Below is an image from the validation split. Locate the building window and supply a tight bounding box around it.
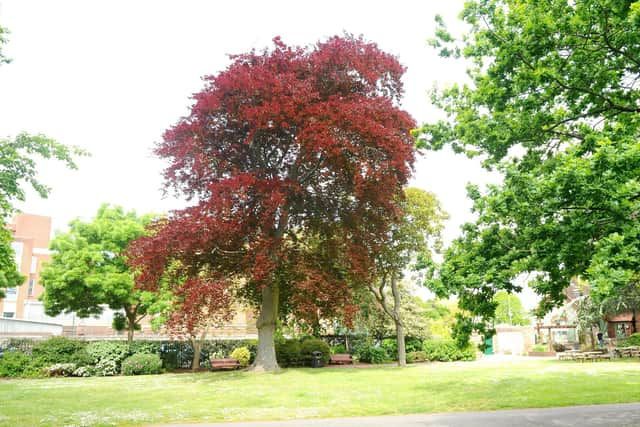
[30,256,38,274]
[4,287,17,302]
[2,312,14,318]
[28,278,36,296]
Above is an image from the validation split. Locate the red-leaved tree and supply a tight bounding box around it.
[129,35,416,371]
[160,277,233,371]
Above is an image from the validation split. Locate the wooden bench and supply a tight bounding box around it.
[329,354,353,365]
[210,358,240,370]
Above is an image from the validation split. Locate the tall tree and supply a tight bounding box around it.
[419,0,640,343]
[0,26,85,297]
[129,35,416,371]
[367,188,447,365]
[40,205,157,344]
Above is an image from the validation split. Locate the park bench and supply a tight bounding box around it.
[329,353,353,365]
[210,357,240,370]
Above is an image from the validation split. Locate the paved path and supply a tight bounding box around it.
[156,403,640,427]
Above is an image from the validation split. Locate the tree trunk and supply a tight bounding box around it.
[250,284,280,372]
[191,332,205,372]
[390,275,406,367]
[127,327,134,345]
[125,308,137,346]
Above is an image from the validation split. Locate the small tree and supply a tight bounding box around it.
[367,188,447,366]
[159,278,233,371]
[41,205,157,344]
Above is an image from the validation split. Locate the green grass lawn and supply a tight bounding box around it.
[2,359,640,426]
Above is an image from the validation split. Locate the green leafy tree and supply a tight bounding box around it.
[419,0,640,344]
[493,291,530,326]
[367,188,447,365]
[353,284,435,341]
[0,26,85,298]
[40,205,157,343]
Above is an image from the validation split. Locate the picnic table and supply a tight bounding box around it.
[557,349,612,362]
[614,346,640,358]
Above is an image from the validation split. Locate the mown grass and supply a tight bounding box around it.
[1,359,640,426]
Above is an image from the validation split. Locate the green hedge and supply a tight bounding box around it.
[0,350,32,377]
[422,340,476,362]
[31,337,87,367]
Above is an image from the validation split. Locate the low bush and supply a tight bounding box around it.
[0,350,31,377]
[230,347,251,367]
[86,341,129,376]
[405,337,424,353]
[355,344,388,364]
[121,353,162,375]
[406,351,428,363]
[31,337,86,367]
[553,343,567,352]
[422,340,476,362]
[72,366,92,377]
[619,333,640,347]
[43,363,77,377]
[276,340,302,367]
[299,337,331,365]
[532,344,548,352]
[381,338,397,360]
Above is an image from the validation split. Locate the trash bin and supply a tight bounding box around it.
[311,351,324,368]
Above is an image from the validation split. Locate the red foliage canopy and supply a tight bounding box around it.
[164,278,234,339]
[129,34,416,326]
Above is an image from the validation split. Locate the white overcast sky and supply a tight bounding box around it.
[1,1,538,305]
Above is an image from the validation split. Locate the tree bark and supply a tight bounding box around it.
[125,307,137,346]
[250,284,280,372]
[390,275,406,367]
[191,331,206,371]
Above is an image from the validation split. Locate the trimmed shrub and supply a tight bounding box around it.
[43,363,77,377]
[406,351,428,363]
[276,340,302,367]
[355,344,388,364]
[230,347,251,367]
[299,337,331,365]
[422,340,476,362]
[85,341,129,376]
[121,353,162,375]
[552,343,566,352]
[31,337,86,367]
[0,350,31,377]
